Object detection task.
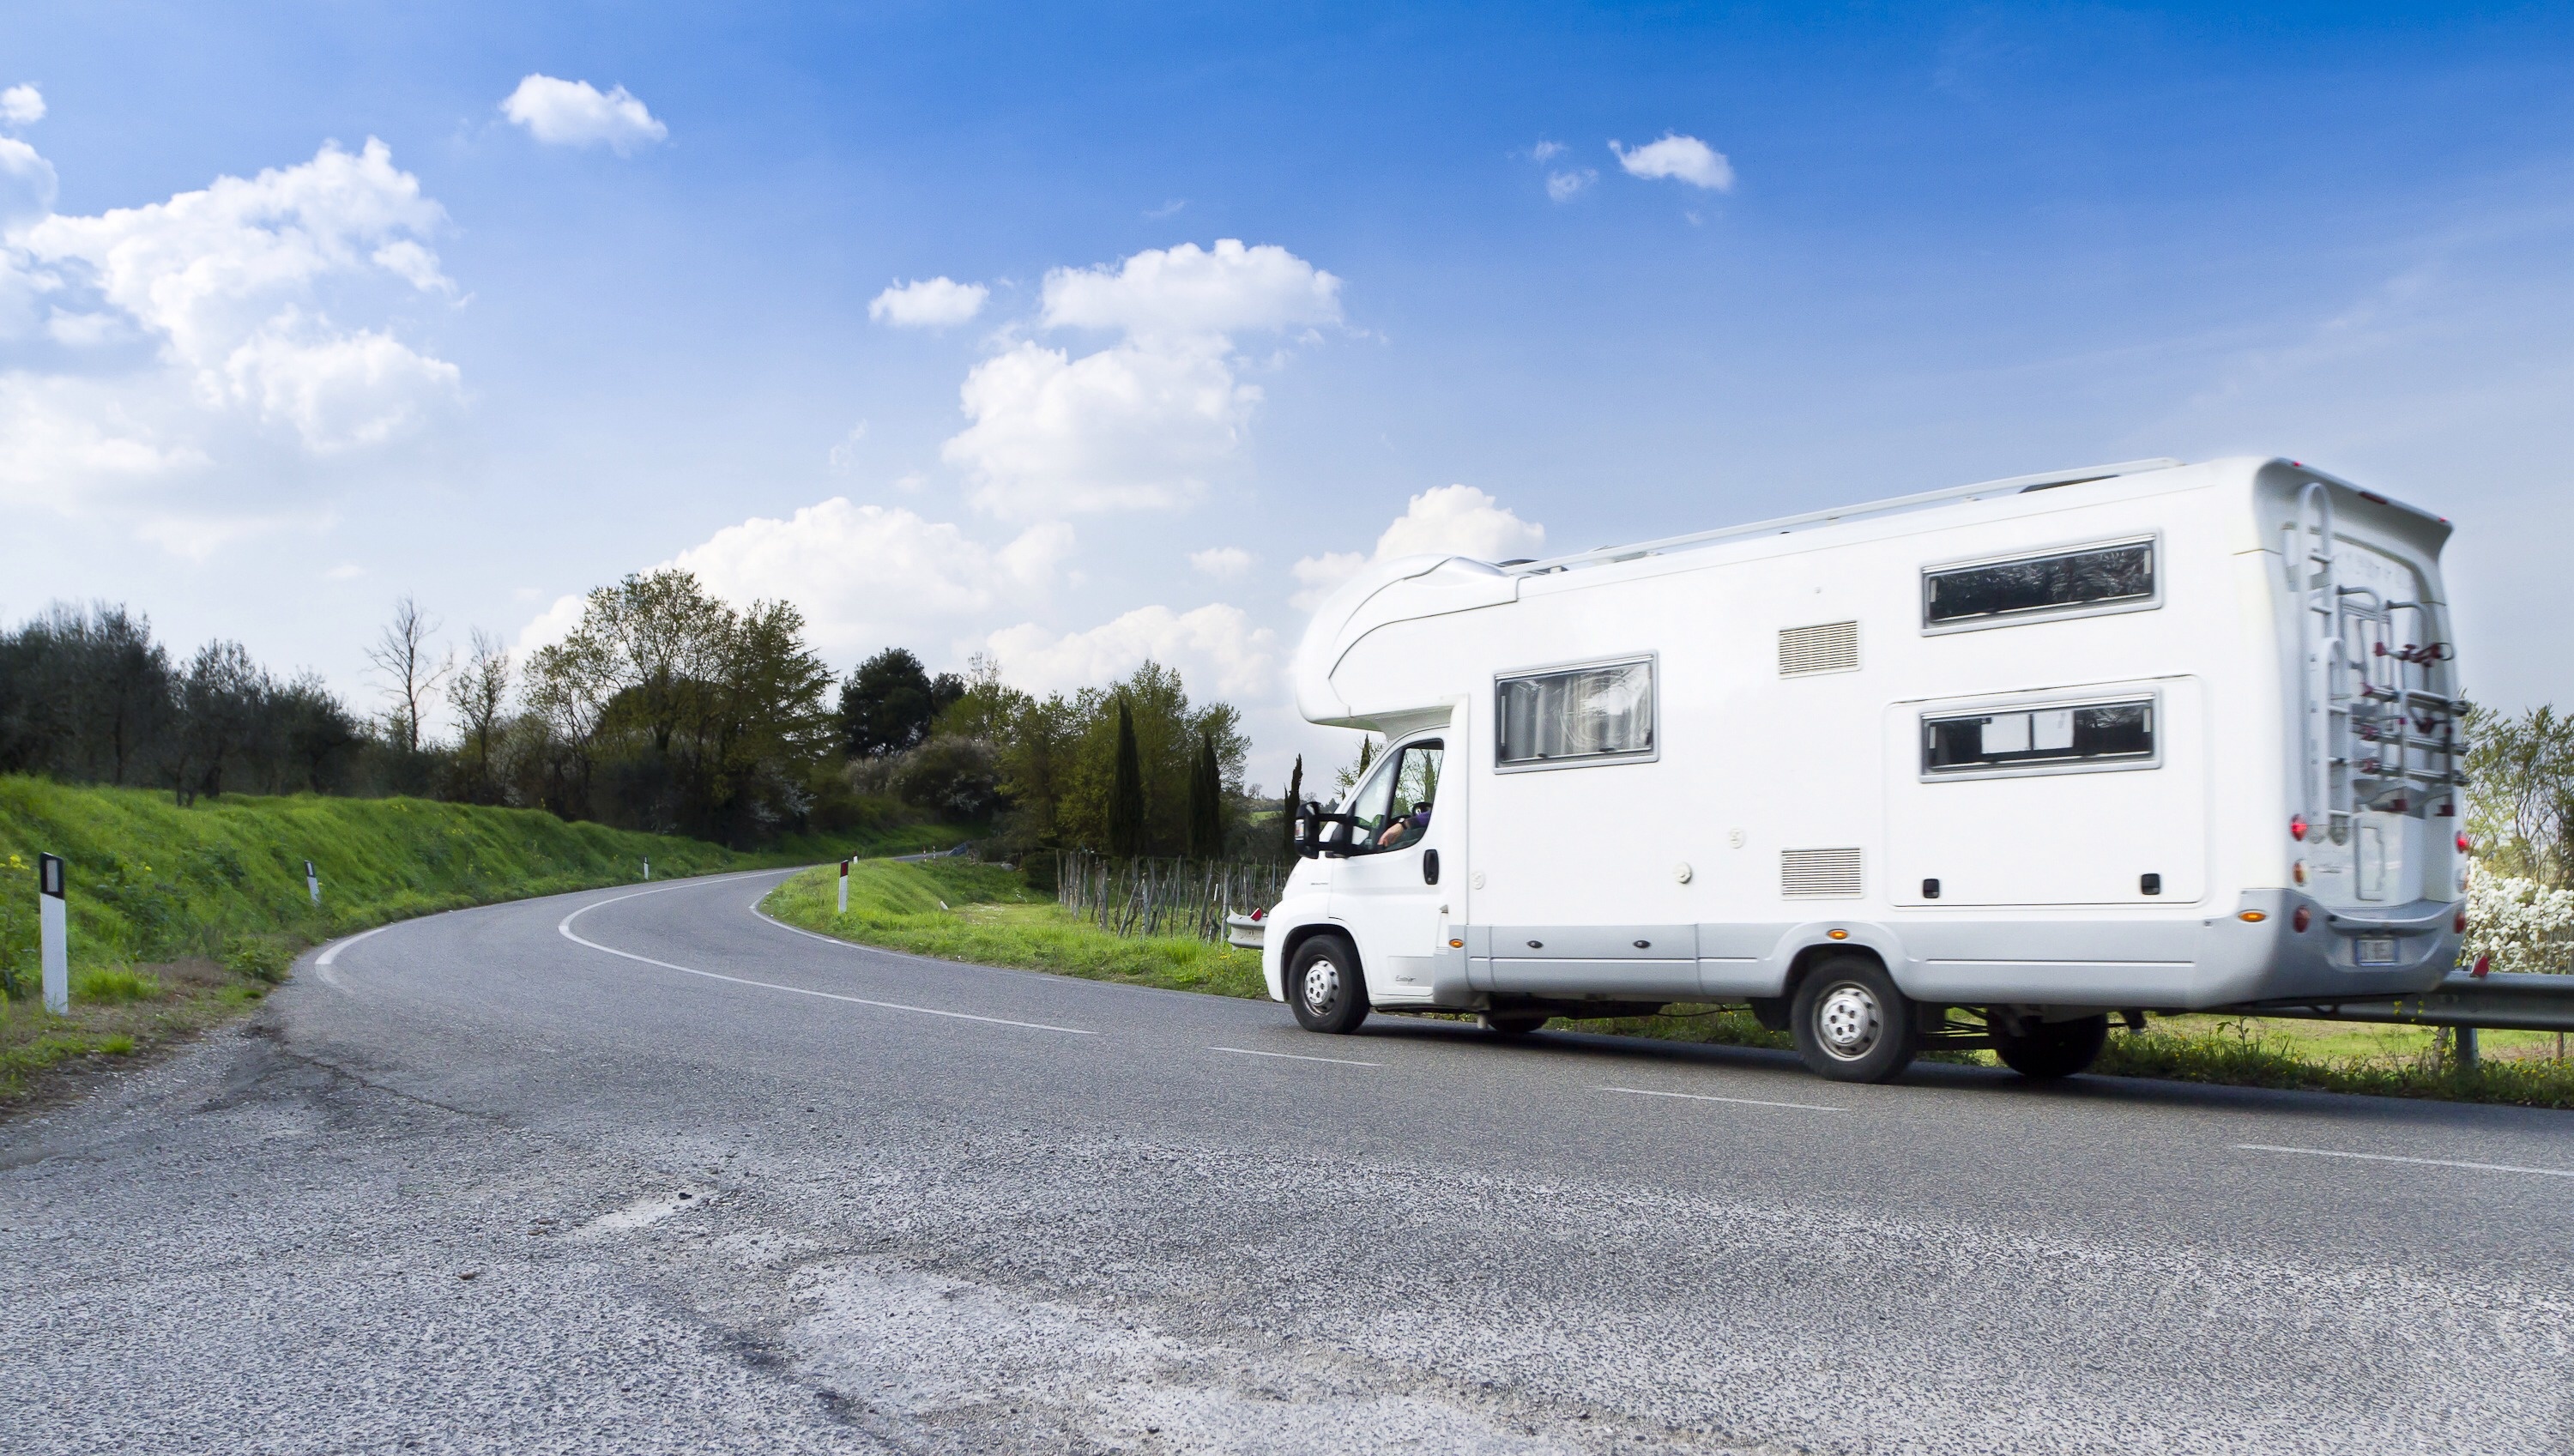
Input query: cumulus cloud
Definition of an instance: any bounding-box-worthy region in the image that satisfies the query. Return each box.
[1610,133,1735,191]
[1,86,43,129]
[660,498,1074,656]
[1531,140,1567,162]
[0,136,462,534]
[982,602,1279,700]
[943,239,1340,517]
[500,76,668,154]
[868,276,988,329]
[1040,239,1341,340]
[1290,484,1546,608]
[1547,169,1596,202]
[1190,545,1253,577]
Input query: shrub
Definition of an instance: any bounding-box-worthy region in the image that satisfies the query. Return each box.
[70,966,164,1002]
[221,936,296,984]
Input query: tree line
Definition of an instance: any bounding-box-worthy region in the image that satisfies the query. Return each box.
[0,576,1281,859]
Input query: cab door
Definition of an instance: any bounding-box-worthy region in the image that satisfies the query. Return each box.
[1329,736,1450,1001]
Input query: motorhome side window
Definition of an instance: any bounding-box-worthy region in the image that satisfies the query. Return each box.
[1495,658,1655,769]
[1923,539,2154,628]
[1923,698,2154,775]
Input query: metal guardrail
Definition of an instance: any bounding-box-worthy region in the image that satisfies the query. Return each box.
[2233,972,2574,1034]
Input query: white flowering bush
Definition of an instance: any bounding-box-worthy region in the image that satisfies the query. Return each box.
[2462,865,2574,976]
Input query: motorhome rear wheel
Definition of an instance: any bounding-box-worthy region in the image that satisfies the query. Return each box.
[1989,1013,2111,1078]
[1289,934,1370,1034]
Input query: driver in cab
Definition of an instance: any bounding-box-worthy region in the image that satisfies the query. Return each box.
[1375,800,1430,850]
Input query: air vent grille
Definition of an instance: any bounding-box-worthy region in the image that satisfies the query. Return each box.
[1779,620,1859,676]
[1781,848,1864,899]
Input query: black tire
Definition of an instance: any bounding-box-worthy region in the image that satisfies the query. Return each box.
[1991,1013,2109,1078]
[1479,1012,1548,1036]
[1288,933,1369,1034]
[1789,955,1918,1083]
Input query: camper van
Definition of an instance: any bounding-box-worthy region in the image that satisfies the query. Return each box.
[1265,456,2467,1083]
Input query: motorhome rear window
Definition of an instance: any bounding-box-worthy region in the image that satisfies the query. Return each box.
[1496,658,1655,769]
[1923,540,2154,627]
[1923,698,2154,775]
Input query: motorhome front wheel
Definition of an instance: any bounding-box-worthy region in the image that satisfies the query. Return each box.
[1289,933,1370,1035]
[1790,957,1919,1083]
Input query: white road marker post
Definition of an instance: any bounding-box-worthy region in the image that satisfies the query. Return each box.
[837,858,850,915]
[38,852,67,1015]
[644,859,650,882]
[305,859,321,908]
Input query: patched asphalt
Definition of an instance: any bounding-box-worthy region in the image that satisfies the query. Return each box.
[5,868,2571,1453]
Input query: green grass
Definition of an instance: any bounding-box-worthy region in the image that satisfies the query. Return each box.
[0,775,970,1104]
[764,857,1266,998]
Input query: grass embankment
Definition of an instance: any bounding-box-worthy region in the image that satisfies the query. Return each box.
[764,857,1264,998]
[773,855,2573,1109]
[0,776,964,1104]
[1588,1006,2574,1109]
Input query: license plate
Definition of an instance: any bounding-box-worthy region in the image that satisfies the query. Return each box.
[2355,937,2398,966]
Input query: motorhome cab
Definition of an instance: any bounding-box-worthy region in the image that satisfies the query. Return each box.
[1266,457,2467,1083]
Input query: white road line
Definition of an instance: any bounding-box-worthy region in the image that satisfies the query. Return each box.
[2237,1143,2574,1180]
[1209,1045,1382,1067]
[1598,1085,1847,1113]
[314,922,396,968]
[558,888,1093,1036]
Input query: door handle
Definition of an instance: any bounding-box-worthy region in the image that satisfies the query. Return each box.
[1423,849,1441,885]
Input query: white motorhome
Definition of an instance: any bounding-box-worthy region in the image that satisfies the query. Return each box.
[1262,456,2467,1083]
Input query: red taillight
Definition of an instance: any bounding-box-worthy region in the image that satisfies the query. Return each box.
[2456,831,2471,853]
[2454,908,2468,933]
[2290,815,2308,842]
[2472,955,2491,978]
[2293,905,2311,933]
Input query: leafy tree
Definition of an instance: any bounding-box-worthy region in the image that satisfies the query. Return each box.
[2467,703,2574,885]
[839,648,963,759]
[446,631,514,805]
[1186,732,1224,858]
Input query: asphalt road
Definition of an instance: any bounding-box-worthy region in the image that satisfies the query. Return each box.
[5,868,2571,1455]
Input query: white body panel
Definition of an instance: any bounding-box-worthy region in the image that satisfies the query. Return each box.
[1263,457,2465,1016]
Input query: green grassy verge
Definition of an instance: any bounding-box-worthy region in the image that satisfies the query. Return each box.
[763,858,1265,998]
[0,776,966,1104]
[770,855,2572,1110]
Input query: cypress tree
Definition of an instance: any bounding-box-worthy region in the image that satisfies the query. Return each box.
[1187,732,1223,859]
[1280,753,1303,859]
[1107,698,1145,857]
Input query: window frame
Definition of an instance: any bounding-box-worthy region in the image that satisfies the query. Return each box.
[1918,533,2162,636]
[1916,689,2164,783]
[1491,652,1660,775]
[1339,736,1445,855]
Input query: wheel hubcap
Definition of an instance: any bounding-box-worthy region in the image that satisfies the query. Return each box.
[1816,982,1882,1060]
[1302,960,1342,1016]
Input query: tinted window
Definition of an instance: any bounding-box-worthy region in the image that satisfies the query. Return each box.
[1924,699,2154,774]
[1497,659,1654,766]
[1924,541,2153,625]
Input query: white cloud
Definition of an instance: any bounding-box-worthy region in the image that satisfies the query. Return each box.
[1531,140,1567,162]
[943,239,1338,517]
[1290,484,1546,608]
[1610,133,1735,191]
[1041,239,1341,340]
[868,276,988,329]
[1,86,43,130]
[826,420,868,473]
[1190,545,1253,577]
[662,497,1074,656]
[982,602,1280,700]
[499,76,668,154]
[1547,169,1596,202]
[0,136,461,532]
[512,590,590,656]
[943,335,1254,516]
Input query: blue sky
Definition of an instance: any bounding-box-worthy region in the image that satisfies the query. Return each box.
[4,3,2571,786]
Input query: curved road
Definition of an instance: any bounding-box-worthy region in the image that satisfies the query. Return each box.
[5,868,2571,1454]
